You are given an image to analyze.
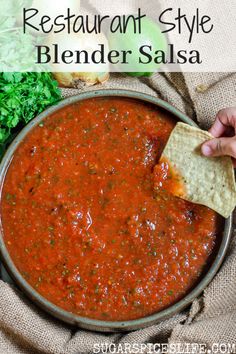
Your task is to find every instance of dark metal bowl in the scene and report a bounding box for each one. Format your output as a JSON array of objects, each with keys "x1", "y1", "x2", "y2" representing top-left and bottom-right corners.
[{"x1": 0, "y1": 90, "x2": 232, "y2": 332}]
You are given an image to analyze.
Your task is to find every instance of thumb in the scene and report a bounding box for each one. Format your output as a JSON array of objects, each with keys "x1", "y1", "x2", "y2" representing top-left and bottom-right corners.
[{"x1": 201, "y1": 137, "x2": 236, "y2": 158}]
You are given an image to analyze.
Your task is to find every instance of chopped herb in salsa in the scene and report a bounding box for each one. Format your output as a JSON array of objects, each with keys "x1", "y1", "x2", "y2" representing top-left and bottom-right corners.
[{"x1": 1, "y1": 98, "x2": 220, "y2": 321}]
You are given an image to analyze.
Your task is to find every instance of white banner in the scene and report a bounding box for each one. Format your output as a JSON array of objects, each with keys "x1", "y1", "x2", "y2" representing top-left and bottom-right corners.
[{"x1": 0, "y1": 0, "x2": 235, "y2": 72}]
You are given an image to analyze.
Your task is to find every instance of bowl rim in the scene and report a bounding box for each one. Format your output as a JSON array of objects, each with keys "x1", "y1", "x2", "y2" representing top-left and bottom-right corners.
[{"x1": 0, "y1": 89, "x2": 232, "y2": 332}]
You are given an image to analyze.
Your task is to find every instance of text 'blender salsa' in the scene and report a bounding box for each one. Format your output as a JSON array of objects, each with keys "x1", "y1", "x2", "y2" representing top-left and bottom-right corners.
[{"x1": 1, "y1": 98, "x2": 221, "y2": 321}]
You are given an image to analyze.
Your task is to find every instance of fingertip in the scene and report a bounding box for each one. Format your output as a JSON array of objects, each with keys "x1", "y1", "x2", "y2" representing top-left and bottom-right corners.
[
  {"x1": 208, "y1": 126, "x2": 215, "y2": 136},
  {"x1": 208, "y1": 116, "x2": 227, "y2": 138},
  {"x1": 202, "y1": 144, "x2": 212, "y2": 156},
  {"x1": 208, "y1": 125, "x2": 220, "y2": 138}
]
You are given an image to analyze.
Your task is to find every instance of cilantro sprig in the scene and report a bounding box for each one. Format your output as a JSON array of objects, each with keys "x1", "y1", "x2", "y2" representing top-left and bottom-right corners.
[
  {"x1": 0, "y1": 1, "x2": 61, "y2": 159},
  {"x1": 0, "y1": 72, "x2": 61, "y2": 158}
]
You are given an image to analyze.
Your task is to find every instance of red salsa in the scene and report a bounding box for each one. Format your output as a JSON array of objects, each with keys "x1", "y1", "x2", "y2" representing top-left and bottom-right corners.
[{"x1": 1, "y1": 98, "x2": 221, "y2": 321}]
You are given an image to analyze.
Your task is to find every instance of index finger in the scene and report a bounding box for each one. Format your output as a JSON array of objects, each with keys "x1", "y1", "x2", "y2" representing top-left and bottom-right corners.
[{"x1": 209, "y1": 108, "x2": 236, "y2": 137}]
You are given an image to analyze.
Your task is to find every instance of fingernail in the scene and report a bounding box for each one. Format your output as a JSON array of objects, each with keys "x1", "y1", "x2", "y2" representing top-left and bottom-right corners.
[{"x1": 202, "y1": 145, "x2": 212, "y2": 156}]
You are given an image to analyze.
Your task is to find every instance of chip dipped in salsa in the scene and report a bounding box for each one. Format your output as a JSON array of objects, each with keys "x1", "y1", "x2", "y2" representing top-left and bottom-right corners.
[{"x1": 0, "y1": 97, "x2": 222, "y2": 321}]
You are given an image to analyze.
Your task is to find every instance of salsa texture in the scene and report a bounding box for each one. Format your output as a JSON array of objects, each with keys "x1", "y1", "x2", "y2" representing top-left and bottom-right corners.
[{"x1": 1, "y1": 98, "x2": 221, "y2": 321}]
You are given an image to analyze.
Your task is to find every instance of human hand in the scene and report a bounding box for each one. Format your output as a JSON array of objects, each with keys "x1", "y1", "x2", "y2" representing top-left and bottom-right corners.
[{"x1": 201, "y1": 107, "x2": 236, "y2": 167}]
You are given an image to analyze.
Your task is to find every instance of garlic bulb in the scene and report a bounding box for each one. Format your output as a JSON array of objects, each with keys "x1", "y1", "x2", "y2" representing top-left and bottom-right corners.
[
  {"x1": 46, "y1": 31, "x2": 110, "y2": 87},
  {"x1": 53, "y1": 72, "x2": 109, "y2": 88}
]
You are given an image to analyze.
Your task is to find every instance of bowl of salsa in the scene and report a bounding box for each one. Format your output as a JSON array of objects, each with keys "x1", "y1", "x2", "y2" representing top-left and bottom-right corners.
[{"x1": 0, "y1": 90, "x2": 232, "y2": 332}]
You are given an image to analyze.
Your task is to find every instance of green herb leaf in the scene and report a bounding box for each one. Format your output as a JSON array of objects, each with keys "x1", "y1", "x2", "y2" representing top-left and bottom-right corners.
[{"x1": 0, "y1": 72, "x2": 61, "y2": 159}]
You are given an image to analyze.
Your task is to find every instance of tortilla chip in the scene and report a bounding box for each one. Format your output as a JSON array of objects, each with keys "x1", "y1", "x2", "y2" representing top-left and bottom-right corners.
[{"x1": 161, "y1": 122, "x2": 236, "y2": 218}]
